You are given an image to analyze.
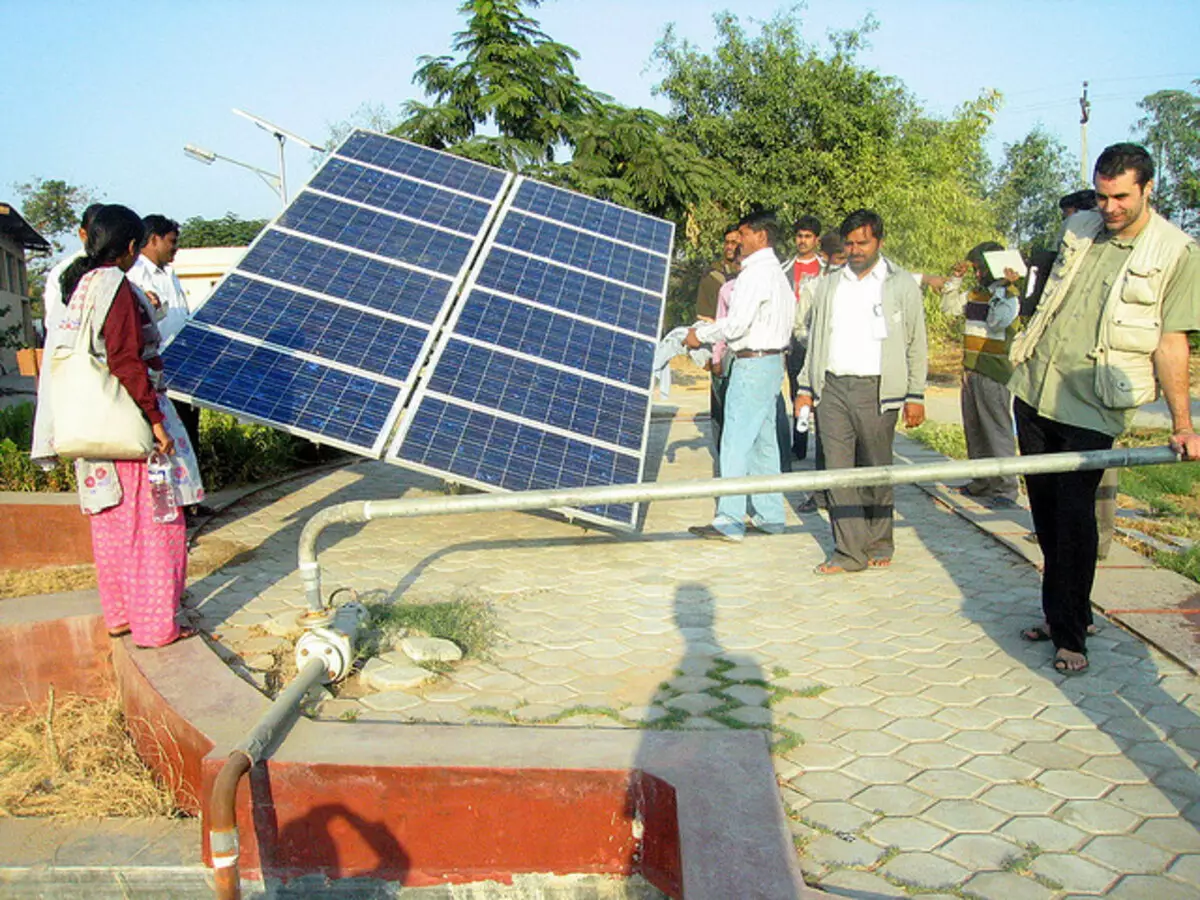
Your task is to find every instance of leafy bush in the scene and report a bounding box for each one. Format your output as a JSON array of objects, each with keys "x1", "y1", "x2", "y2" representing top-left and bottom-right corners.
[
  {"x1": 197, "y1": 410, "x2": 345, "y2": 492},
  {"x1": 0, "y1": 404, "x2": 76, "y2": 491},
  {"x1": 905, "y1": 421, "x2": 968, "y2": 460}
]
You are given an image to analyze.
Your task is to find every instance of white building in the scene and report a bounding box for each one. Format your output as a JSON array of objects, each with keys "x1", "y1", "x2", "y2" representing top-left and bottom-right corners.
[{"x1": 0, "y1": 203, "x2": 50, "y2": 373}]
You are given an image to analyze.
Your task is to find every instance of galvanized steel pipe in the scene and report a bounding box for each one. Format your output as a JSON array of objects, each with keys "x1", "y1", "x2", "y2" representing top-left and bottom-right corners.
[
  {"x1": 209, "y1": 657, "x2": 328, "y2": 899},
  {"x1": 298, "y1": 446, "x2": 1182, "y2": 612}
]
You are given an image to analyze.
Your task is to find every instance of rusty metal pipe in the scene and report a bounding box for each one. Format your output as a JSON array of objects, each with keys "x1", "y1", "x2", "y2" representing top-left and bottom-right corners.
[{"x1": 207, "y1": 657, "x2": 328, "y2": 899}]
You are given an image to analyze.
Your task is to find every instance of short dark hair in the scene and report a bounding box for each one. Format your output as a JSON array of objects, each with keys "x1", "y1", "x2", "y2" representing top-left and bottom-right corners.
[
  {"x1": 60, "y1": 204, "x2": 145, "y2": 301},
  {"x1": 1058, "y1": 189, "x2": 1097, "y2": 212},
  {"x1": 839, "y1": 209, "x2": 884, "y2": 241},
  {"x1": 1094, "y1": 143, "x2": 1155, "y2": 187},
  {"x1": 793, "y1": 215, "x2": 822, "y2": 236},
  {"x1": 820, "y1": 231, "x2": 844, "y2": 257},
  {"x1": 141, "y1": 214, "x2": 180, "y2": 242},
  {"x1": 738, "y1": 209, "x2": 780, "y2": 247},
  {"x1": 80, "y1": 202, "x2": 104, "y2": 231},
  {"x1": 723, "y1": 223, "x2": 741, "y2": 237},
  {"x1": 966, "y1": 241, "x2": 1005, "y2": 274}
]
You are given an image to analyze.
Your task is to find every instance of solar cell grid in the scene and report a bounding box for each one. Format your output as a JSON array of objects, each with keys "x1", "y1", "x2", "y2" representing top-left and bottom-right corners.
[
  {"x1": 310, "y1": 158, "x2": 491, "y2": 235},
  {"x1": 495, "y1": 212, "x2": 667, "y2": 292},
  {"x1": 338, "y1": 131, "x2": 507, "y2": 200},
  {"x1": 453, "y1": 290, "x2": 654, "y2": 384},
  {"x1": 238, "y1": 231, "x2": 450, "y2": 324},
  {"x1": 280, "y1": 192, "x2": 473, "y2": 275},
  {"x1": 428, "y1": 340, "x2": 648, "y2": 450},
  {"x1": 162, "y1": 328, "x2": 398, "y2": 451},
  {"x1": 192, "y1": 275, "x2": 429, "y2": 382},
  {"x1": 473, "y1": 248, "x2": 660, "y2": 337},
  {"x1": 513, "y1": 180, "x2": 673, "y2": 251},
  {"x1": 397, "y1": 397, "x2": 641, "y2": 495}
]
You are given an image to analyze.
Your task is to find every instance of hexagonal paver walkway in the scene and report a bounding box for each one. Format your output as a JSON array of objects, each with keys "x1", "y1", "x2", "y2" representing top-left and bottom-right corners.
[{"x1": 184, "y1": 373, "x2": 1200, "y2": 899}]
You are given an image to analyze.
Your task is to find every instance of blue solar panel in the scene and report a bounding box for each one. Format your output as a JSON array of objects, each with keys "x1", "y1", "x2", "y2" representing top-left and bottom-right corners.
[
  {"x1": 192, "y1": 275, "x2": 430, "y2": 382},
  {"x1": 473, "y1": 248, "x2": 660, "y2": 337},
  {"x1": 453, "y1": 290, "x2": 654, "y2": 384},
  {"x1": 396, "y1": 396, "x2": 641, "y2": 502},
  {"x1": 163, "y1": 328, "x2": 399, "y2": 452},
  {"x1": 279, "y1": 193, "x2": 473, "y2": 274},
  {"x1": 512, "y1": 180, "x2": 673, "y2": 251},
  {"x1": 310, "y1": 158, "x2": 492, "y2": 234},
  {"x1": 388, "y1": 174, "x2": 672, "y2": 529},
  {"x1": 338, "y1": 131, "x2": 507, "y2": 200},
  {"x1": 238, "y1": 231, "x2": 450, "y2": 324},
  {"x1": 495, "y1": 212, "x2": 668, "y2": 293},
  {"x1": 427, "y1": 339, "x2": 647, "y2": 450}
]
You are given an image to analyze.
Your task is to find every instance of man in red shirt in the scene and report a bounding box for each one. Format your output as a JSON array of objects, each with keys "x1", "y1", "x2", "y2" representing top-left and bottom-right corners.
[{"x1": 782, "y1": 216, "x2": 825, "y2": 478}]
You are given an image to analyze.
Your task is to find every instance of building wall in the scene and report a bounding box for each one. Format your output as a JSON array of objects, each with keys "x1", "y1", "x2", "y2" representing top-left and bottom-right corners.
[
  {"x1": 0, "y1": 234, "x2": 32, "y2": 372},
  {"x1": 172, "y1": 246, "x2": 245, "y2": 313}
]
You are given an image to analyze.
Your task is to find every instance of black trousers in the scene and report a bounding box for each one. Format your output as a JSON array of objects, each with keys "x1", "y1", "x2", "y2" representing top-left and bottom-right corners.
[
  {"x1": 786, "y1": 339, "x2": 808, "y2": 460},
  {"x1": 173, "y1": 399, "x2": 201, "y2": 459},
  {"x1": 1014, "y1": 398, "x2": 1112, "y2": 654}
]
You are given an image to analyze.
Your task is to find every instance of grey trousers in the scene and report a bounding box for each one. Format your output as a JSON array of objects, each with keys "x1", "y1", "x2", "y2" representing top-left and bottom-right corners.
[
  {"x1": 1096, "y1": 467, "x2": 1118, "y2": 559},
  {"x1": 820, "y1": 374, "x2": 898, "y2": 570},
  {"x1": 961, "y1": 370, "x2": 1018, "y2": 500}
]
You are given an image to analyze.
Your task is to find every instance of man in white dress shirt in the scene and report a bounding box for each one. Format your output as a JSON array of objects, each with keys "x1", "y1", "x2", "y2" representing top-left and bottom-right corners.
[
  {"x1": 684, "y1": 210, "x2": 796, "y2": 542},
  {"x1": 128, "y1": 214, "x2": 201, "y2": 461},
  {"x1": 796, "y1": 209, "x2": 927, "y2": 573}
]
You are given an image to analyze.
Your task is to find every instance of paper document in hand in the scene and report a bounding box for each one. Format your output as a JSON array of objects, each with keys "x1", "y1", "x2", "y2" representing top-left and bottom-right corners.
[{"x1": 982, "y1": 249, "x2": 1027, "y2": 281}]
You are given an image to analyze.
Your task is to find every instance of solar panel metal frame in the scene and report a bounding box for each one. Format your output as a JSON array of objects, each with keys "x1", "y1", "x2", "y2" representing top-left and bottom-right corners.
[
  {"x1": 385, "y1": 175, "x2": 672, "y2": 530},
  {"x1": 164, "y1": 130, "x2": 513, "y2": 457}
]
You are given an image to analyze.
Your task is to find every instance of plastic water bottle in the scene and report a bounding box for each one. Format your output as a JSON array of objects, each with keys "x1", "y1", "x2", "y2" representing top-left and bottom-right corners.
[
  {"x1": 148, "y1": 452, "x2": 178, "y2": 524},
  {"x1": 795, "y1": 405, "x2": 811, "y2": 434}
]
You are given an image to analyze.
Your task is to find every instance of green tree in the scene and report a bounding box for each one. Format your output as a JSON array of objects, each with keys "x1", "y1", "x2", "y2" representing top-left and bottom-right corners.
[
  {"x1": 652, "y1": 9, "x2": 999, "y2": 324},
  {"x1": 988, "y1": 125, "x2": 1077, "y2": 253},
  {"x1": 397, "y1": 0, "x2": 598, "y2": 166},
  {"x1": 1136, "y1": 85, "x2": 1200, "y2": 234},
  {"x1": 13, "y1": 178, "x2": 97, "y2": 304},
  {"x1": 178, "y1": 213, "x2": 267, "y2": 248}
]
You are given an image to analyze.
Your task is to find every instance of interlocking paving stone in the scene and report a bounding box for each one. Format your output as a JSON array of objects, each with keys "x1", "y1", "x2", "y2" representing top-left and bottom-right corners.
[
  {"x1": 358, "y1": 690, "x2": 424, "y2": 712},
  {"x1": 924, "y1": 799, "x2": 1010, "y2": 832},
  {"x1": 979, "y1": 784, "x2": 1062, "y2": 815},
  {"x1": 1030, "y1": 852, "x2": 1120, "y2": 893},
  {"x1": 908, "y1": 769, "x2": 988, "y2": 800},
  {"x1": 721, "y1": 683, "x2": 770, "y2": 706},
  {"x1": 725, "y1": 705, "x2": 773, "y2": 726},
  {"x1": 945, "y1": 729, "x2": 1017, "y2": 755},
  {"x1": 1082, "y1": 835, "x2": 1175, "y2": 874},
  {"x1": 1036, "y1": 770, "x2": 1111, "y2": 800},
  {"x1": 999, "y1": 816, "x2": 1089, "y2": 853},
  {"x1": 937, "y1": 833, "x2": 1024, "y2": 870},
  {"x1": 803, "y1": 833, "x2": 886, "y2": 868},
  {"x1": 792, "y1": 771, "x2": 867, "y2": 803},
  {"x1": 833, "y1": 730, "x2": 905, "y2": 756},
  {"x1": 1168, "y1": 853, "x2": 1200, "y2": 886},
  {"x1": 800, "y1": 801, "x2": 877, "y2": 834},
  {"x1": 963, "y1": 754, "x2": 1042, "y2": 783},
  {"x1": 666, "y1": 675, "x2": 717, "y2": 693},
  {"x1": 815, "y1": 868, "x2": 907, "y2": 898},
  {"x1": 881, "y1": 852, "x2": 970, "y2": 890},
  {"x1": 1108, "y1": 874, "x2": 1198, "y2": 899},
  {"x1": 1056, "y1": 799, "x2": 1142, "y2": 835},
  {"x1": 662, "y1": 692, "x2": 721, "y2": 715},
  {"x1": 1106, "y1": 783, "x2": 1191, "y2": 816},
  {"x1": 841, "y1": 757, "x2": 919, "y2": 786},
  {"x1": 780, "y1": 742, "x2": 855, "y2": 771},
  {"x1": 961, "y1": 871, "x2": 1056, "y2": 900},
  {"x1": 853, "y1": 785, "x2": 935, "y2": 817},
  {"x1": 864, "y1": 817, "x2": 951, "y2": 852},
  {"x1": 1135, "y1": 817, "x2": 1200, "y2": 852}
]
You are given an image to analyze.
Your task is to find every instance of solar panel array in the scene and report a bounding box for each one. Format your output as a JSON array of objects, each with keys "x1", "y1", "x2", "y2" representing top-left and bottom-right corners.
[{"x1": 164, "y1": 131, "x2": 673, "y2": 529}]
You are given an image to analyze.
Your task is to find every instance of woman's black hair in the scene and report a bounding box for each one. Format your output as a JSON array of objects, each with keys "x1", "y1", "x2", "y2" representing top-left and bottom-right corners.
[{"x1": 59, "y1": 204, "x2": 144, "y2": 302}]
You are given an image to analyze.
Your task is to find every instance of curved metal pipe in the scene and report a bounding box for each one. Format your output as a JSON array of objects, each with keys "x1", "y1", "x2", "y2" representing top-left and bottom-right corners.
[
  {"x1": 208, "y1": 658, "x2": 328, "y2": 899},
  {"x1": 297, "y1": 446, "x2": 1181, "y2": 611}
]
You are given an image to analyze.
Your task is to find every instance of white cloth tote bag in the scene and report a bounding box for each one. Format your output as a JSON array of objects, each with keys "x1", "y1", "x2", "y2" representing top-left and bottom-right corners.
[{"x1": 49, "y1": 291, "x2": 154, "y2": 460}]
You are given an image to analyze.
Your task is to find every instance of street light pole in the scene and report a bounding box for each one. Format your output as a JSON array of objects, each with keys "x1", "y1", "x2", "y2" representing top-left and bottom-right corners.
[
  {"x1": 183, "y1": 144, "x2": 283, "y2": 203},
  {"x1": 232, "y1": 108, "x2": 326, "y2": 209}
]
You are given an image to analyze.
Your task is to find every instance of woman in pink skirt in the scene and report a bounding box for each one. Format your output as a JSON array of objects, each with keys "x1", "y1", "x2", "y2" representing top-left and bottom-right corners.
[{"x1": 32, "y1": 205, "x2": 205, "y2": 648}]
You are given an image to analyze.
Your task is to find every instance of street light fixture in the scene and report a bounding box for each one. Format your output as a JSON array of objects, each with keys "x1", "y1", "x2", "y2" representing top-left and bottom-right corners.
[
  {"x1": 183, "y1": 143, "x2": 284, "y2": 202},
  {"x1": 230, "y1": 108, "x2": 326, "y2": 207}
]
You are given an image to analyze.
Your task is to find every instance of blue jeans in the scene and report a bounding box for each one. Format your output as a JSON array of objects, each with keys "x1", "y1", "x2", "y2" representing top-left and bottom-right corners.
[{"x1": 712, "y1": 354, "x2": 787, "y2": 537}]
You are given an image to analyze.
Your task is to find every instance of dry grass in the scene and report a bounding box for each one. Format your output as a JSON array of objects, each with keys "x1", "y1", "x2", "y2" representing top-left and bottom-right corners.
[
  {"x1": 0, "y1": 691, "x2": 179, "y2": 818},
  {"x1": 0, "y1": 565, "x2": 97, "y2": 600}
]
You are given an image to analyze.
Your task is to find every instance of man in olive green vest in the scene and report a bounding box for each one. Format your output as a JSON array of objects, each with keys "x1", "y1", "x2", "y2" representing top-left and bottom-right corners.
[{"x1": 1008, "y1": 142, "x2": 1200, "y2": 675}]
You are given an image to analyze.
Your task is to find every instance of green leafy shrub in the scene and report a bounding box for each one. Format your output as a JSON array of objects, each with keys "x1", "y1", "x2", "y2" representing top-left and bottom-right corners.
[
  {"x1": 905, "y1": 421, "x2": 968, "y2": 459},
  {"x1": 0, "y1": 404, "x2": 76, "y2": 492},
  {"x1": 197, "y1": 410, "x2": 345, "y2": 492}
]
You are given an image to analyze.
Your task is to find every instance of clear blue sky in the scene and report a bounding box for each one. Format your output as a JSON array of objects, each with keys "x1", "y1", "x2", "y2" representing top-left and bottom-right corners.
[{"x1": 3, "y1": 0, "x2": 1197, "y2": 234}]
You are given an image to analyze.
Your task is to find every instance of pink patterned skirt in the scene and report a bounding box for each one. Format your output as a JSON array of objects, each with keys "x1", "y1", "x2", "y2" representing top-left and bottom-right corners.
[{"x1": 89, "y1": 459, "x2": 187, "y2": 647}]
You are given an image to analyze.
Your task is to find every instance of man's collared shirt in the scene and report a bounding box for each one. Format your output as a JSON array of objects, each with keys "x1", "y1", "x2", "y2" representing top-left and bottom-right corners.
[
  {"x1": 694, "y1": 247, "x2": 793, "y2": 353},
  {"x1": 826, "y1": 260, "x2": 887, "y2": 377},
  {"x1": 1008, "y1": 233, "x2": 1200, "y2": 436},
  {"x1": 128, "y1": 256, "x2": 190, "y2": 344}
]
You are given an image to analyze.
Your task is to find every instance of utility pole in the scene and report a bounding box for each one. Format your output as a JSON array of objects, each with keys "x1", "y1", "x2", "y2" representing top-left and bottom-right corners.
[{"x1": 1079, "y1": 81, "x2": 1091, "y2": 186}]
